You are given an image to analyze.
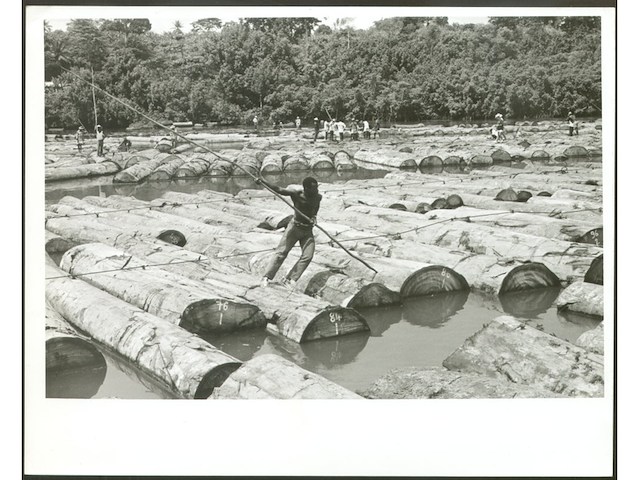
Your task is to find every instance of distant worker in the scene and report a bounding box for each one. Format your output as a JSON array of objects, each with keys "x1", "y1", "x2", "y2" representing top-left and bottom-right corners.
[
  {"x1": 279, "y1": 121, "x2": 284, "y2": 130},
  {"x1": 337, "y1": 119, "x2": 346, "y2": 141},
  {"x1": 75, "y1": 126, "x2": 85, "y2": 153},
  {"x1": 373, "y1": 118, "x2": 381, "y2": 139},
  {"x1": 170, "y1": 125, "x2": 178, "y2": 148},
  {"x1": 350, "y1": 120, "x2": 359, "y2": 141},
  {"x1": 253, "y1": 115, "x2": 259, "y2": 130},
  {"x1": 329, "y1": 119, "x2": 336, "y2": 142},
  {"x1": 313, "y1": 117, "x2": 320, "y2": 142},
  {"x1": 567, "y1": 111, "x2": 578, "y2": 136},
  {"x1": 495, "y1": 113, "x2": 505, "y2": 143},
  {"x1": 362, "y1": 119, "x2": 370, "y2": 139},
  {"x1": 256, "y1": 176, "x2": 323, "y2": 289},
  {"x1": 118, "y1": 136, "x2": 132, "y2": 152},
  {"x1": 295, "y1": 116, "x2": 301, "y2": 130},
  {"x1": 95, "y1": 125, "x2": 105, "y2": 156},
  {"x1": 324, "y1": 119, "x2": 330, "y2": 140}
]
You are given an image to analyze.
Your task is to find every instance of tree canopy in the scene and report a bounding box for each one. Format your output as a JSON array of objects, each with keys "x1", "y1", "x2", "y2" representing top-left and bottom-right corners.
[{"x1": 44, "y1": 16, "x2": 601, "y2": 129}]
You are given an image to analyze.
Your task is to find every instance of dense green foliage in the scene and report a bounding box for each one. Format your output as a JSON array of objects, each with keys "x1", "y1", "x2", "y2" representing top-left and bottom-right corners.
[{"x1": 44, "y1": 16, "x2": 601, "y2": 129}]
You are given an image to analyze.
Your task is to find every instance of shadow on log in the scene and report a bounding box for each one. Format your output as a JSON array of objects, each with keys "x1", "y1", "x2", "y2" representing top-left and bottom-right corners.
[
  {"x1": 401, "y1": 290, "x2": 470, "y2": 328},
  {"x1": 499, "y1": 263, "x2": 561, "y2": 295},
  {"x1": 499, "y1": 286, "x2": 561, "y2": 318},
  {"x1": 584, "y1": 254, "x2": 603, "y2": 285}
]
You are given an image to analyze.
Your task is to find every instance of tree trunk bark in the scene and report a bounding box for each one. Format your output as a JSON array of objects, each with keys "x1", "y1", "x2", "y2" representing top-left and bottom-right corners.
[
  {"x1": 442, "y1": 316, "x2": 604, "y2": 397},
  {"x1": 113, "y1": 153, "x2": 180, "y2": 183},
  {"x1": 45, "y1": 161, "x2": 120, "y2": 182},
  {"x1": 147, "y1": 157, "x2": 186, "y2": 181},
  {"x1": 353, "y1": 150, "x2": 417, "y2": 170},
  {"x1": 259, "y1": 153, "x2": 283, "y2": 174},
  {"x1": 175, "y1": 156, "x2": 211, "y2": 178},
  {"x1": 556, "y1": 281, "x2": 604, "y2": 319},
  {"x1": 210, "y1": 354, "x2": 361, "y2": 399},
  {"x1": 59, "y1": 243, "x2": 267, "y2": 333},
  {"x1": 46, "y1": 261, "x2": 242, "y2": 399}
]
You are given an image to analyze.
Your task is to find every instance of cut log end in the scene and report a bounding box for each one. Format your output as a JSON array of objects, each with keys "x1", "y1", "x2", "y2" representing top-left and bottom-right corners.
[
  {"x1": 576, "y1": 227, "x2": 603, "y2": 247},
  {"x1": 194, "y1": 362, "x2": 243, "y2": 399},
  {"x1": 46, "y1": 338, "x2": 107, "y2": 398},
  {"x1": 300, "y1": 307, "x2": 370, "y2": 342},
  {"x1": 347, "y1": 283, "x2": 402, "y2": 309},
  {"x1": 584, "y1": 254, "x2": 603, "y2": 285},
  {"x1": 419, "y1": 156, "x2": 443, "y2": 168},
  {"x1": 399, "y1": 265, "x2": 469, "y2": 299},
  {"x1": 499, "y1": 262, "x2": 561, "y2": 294},
  {"x1": 157, "y1": 229, "x2": 187, "y2": 247},
  {"x1": 180, "y1": 299, "x2": 267, "y2": 333}
]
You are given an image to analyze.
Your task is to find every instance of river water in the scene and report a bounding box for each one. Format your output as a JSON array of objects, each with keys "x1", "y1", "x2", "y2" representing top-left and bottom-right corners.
[{"x1": 44, "y1": 163, "x2": 603, "y2": 398}]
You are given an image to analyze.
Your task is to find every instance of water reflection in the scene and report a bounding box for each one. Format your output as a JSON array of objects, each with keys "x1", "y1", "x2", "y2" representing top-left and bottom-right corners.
[
  {"x1": 46, "y1": 363, "x2": 107, "y2": 398},
  {"x1": 261, "y1": 331, "x2": 369, "y2": 370},
  {"x1": 401, "y1": 290, "x2": 470, "y2": 328},
  {"x1": 200, "y1": 328, "x2": 268, "y2": 362},
  {"x1": 557, "y1": 309, "x2": 603, "y2": 328},
  {"x1": 499, "y1": 286, "x2": 562, "y2": 318},
  {"x1": 357, "y1": 304, "x2": 403, "y2": 337}
]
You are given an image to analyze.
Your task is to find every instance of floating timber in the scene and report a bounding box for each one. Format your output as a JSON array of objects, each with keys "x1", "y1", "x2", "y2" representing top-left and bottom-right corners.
[
  {"x1": 210, "y1": 354, "x2": 361, "y2": 399},
  {"x1": 556, "y1": 281, "x2": 604, "y2": 319},
  {"x1": 46, "y1": 261, "x2": 243, "y2": 399},
  {"x1": 442, "y1": 316, "x2": 604, "y2": 397}
]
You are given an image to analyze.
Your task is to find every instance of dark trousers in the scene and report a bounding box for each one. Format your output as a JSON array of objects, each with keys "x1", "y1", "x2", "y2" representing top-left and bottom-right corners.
[
  {"x1": 314, "y1": 129, "x2": 319, "y2": 142},
  {"x1": 97, "y1": 140, "x2": 104, "y2": 156},
  {"x1": 264, "y1": 221, "x2": 315, "y2": 282}
]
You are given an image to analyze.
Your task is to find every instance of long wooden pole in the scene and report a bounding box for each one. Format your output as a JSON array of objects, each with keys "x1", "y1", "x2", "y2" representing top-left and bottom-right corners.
[
  {"x1": 91, "y1": 67, "x2": 98, "y2": 128},
  {"x1": 59, "y1": 66, "x2": 378, "y2": 274}
]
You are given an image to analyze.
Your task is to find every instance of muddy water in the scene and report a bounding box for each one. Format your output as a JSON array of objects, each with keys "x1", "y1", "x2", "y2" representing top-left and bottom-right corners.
[{"x1": 44, "y1": 163, "x2": 603, "y2": 398}]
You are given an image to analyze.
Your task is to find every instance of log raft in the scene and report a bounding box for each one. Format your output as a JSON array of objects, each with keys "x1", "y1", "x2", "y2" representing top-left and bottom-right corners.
[
  {"x1": 46, "y1": 261, "x2": 243, "y2": 399},
  {"x1": 58, "y1": 243, "x2": 267, "y2": 333}
]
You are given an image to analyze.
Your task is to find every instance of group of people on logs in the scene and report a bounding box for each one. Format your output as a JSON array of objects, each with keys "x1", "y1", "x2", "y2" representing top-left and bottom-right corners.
[
  {"x1": 313, "y1": 117, "x2": 381, "y2": 143},
  {"x1": 75, "y1": 124, "x2": 131, "y2": 155},
  {"x1": 490, "y1": 111, "x2": 579, "y2": 143}
]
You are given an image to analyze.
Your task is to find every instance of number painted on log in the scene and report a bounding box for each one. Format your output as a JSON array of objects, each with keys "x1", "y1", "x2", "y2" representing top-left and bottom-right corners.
[
  {"x1": 217, "y1": 301, "x2": 228, "y2": 325},
  {"x1": 329, "y1": 312, "x2": 342, "y2": 323},
  {"x1": 589, "y1": 229, "x2": 601, "y2": 246}
]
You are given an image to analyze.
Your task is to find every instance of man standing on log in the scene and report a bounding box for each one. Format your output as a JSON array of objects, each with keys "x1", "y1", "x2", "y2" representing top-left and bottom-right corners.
[
  {"x1": 313, "y1": 117, "x2": 320, "y2": 142},
  {"x1": 75, "y1": 126, "x2": 85, "y2": 153},
  {"x1": 95, "y1": 125, "x2": 105, "y2": 156},
  {"x1": 256, "y1": 176, "x2": 322, "y2": 288}
]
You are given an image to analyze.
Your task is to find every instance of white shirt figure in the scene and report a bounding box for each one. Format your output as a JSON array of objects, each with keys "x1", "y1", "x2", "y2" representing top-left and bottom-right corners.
[{"x1": 363, "y1": 120, "x2": 370, "y2": 132}]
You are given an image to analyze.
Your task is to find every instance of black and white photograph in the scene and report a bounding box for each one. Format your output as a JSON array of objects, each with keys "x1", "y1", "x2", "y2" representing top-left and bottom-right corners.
[{"x1": 23, "y1": 2, "x2": 619, "y2": 478}]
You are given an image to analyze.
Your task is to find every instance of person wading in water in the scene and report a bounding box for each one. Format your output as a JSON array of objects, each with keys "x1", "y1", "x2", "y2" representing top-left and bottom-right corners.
[{"x1": 255, "y1": 176, "x2": 322, "y2": 289}]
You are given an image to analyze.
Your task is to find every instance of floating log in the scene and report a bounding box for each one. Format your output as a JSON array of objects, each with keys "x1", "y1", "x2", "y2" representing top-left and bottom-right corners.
[
  {"x1": 499, "y1": 263, "x2": 561, "y2": 294},
  {"x1": 231, "y1": 152, "x2": 261, "y2": 176},
  {"x1": 469, "y1": 154, "x2": 493, "y2": 166},
  {"x1": 306, "y1": 152, "x2": 335, "y2": 171},
  {"x1": 418, "y1": 155, "x2": 443, "y2": 168},
  {"x1": 282, "y1": 154, "x2": 310, "y2": 171},
  {"x1": 113, "y1": 153, "x2": 179, "y2": 183},
  {"x1": 46, "y1": 209, "x2": 370, "y2": 342},
  {"x1": 46, "y1": 302, "x2": 107, "y2": 398},
  {"x1": 363, "y1": 366, "x2": 564, "y2": 399},
  {"x1": 175, "y1": 155, "x2": 212, "y2": 178},
  {"x1": 45, "y1": 161, "x2": 120, "y2": 182},
  {"x1": 46, "y1": 261, "x2": 242, "y2": 399},
  {"x1": 59, "y1": 243, "x2": 266, "y2": 333},
  {"x1": 110, "y1": 148, "x2": 158, "y2": 169},
  {"x1": 259, "y1": 153, "x2": 283, "y2": 174},
  {"x1": 353, "y1": 150, "x2": 417, "y2": 170},
  {"x1": 210, "y1": 354, "x2": 361, "y2": 399},
  {"x1": 333, "y1": 150, "x2": 357, "y2": 170},
  {"x1": 564, "y1": 146, "x2": 590, "y2": 157},
  {"x1": 575, "y1": 323, "x2": 604, "y2": 355},
  {"x1": 317, "y1": 204, "x2": 601, "y2": 284},
  {"x1": 417, "y1": 206, "x2": 601, "y2": 244},
  {"x1": 585, "y1": 254, "x2": 603, "y2": 284},
  {"x1": 556, "y1": 281, "x2": 604, "y2": 319},
  {"x1": 45, "y1": 229, "x2": 79, "y2": 255},
  {"x1": 491, "y1": 149, "x2": 512, "y2": 162},
  {"x1": 442, "y1": 316, "x2": 604, "y2": 397},
  {"x1": 147, "y1": 156, "x2": 186, "y2": 181}
]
